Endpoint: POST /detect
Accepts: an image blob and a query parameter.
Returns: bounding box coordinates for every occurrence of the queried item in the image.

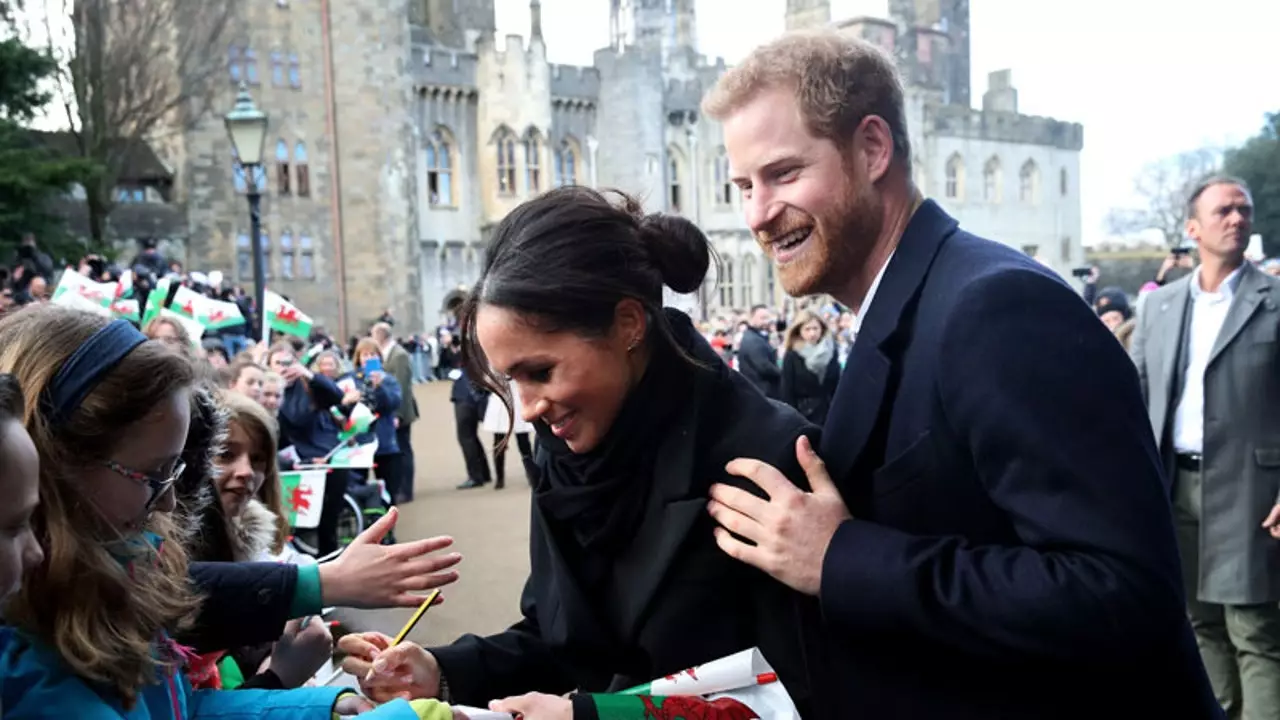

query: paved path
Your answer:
[333,382,532,650]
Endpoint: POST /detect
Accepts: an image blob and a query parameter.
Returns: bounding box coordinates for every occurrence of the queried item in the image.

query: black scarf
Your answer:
[533,309,697,555]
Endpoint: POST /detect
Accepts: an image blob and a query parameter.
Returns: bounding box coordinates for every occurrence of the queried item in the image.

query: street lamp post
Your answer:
[224,84,270,340]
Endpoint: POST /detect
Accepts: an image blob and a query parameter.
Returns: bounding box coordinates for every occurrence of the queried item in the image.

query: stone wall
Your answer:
[593,47,667,211]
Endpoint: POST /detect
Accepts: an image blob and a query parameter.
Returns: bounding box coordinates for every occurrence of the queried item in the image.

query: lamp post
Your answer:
[224,84,269,340]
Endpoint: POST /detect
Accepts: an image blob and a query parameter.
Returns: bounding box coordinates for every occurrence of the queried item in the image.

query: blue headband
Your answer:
[43,319,148,424]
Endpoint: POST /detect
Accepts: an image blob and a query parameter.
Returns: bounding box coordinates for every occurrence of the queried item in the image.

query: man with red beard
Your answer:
[700,30,1220,719]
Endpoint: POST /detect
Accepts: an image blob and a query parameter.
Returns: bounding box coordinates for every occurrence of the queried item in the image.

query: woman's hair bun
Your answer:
[638,212,712,295]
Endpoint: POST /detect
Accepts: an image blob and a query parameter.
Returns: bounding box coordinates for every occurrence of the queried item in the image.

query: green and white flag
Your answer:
[51,269,115,309]
[141,277,172,326]
[332,402,376,443]
[169,285,205,321]
[110,298,140,323]
[280,469,327,529]
[265,289,313,338]
[328,440,378,469]
[200,297,246,331]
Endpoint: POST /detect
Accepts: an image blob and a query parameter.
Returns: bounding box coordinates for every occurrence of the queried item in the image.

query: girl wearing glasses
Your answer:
[0,306,429,719]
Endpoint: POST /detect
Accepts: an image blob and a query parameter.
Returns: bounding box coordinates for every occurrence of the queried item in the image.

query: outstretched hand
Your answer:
[339,632,441,704]
[318,508,462,609]
[708,435,850,596]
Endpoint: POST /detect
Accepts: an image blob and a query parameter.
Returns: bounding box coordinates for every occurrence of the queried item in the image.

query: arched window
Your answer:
[280,231,295,279]
[667,150,682,213]
[1059,167,1069,197]
[261,229,273,279]
[718,256,734,307]
[275,139,291,195]
[228,45,242,83]
[426,128,455,206]
[740,255,757,305]
[554,137,580,187]
[271,52,285,86]
[496,129,517,196]
[288,54,301,89]
[244,48,260,85]
[983,156,1002,203]
[235,233,251,279]
[945,153,965,200]
[1019,160,1040,204]
[299,235,315,279]
[714,148,732,206]
[294,142,310,197]
[524,130,542,194]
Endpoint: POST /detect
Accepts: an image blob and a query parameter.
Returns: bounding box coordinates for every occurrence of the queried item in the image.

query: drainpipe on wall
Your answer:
[320,0,349,339]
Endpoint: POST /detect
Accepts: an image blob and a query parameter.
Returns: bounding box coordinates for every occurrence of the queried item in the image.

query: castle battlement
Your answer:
[592,44,664,77]
[549,64,600,100]
[412,46,479,89]
[929,104,1084,151]
[664,78,705,113]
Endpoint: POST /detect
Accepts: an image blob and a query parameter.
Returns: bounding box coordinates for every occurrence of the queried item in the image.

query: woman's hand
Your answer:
[338,632,441,703]
[266,616,333,688]
[341,389,363,406]
[334,693,376,716]
[281,363,312,384]
[490,693,572,720]
[317,507,461,608]
[368,371,385,387]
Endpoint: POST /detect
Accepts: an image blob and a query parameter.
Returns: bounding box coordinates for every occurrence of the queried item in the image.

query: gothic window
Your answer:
[244,48,260,86]
[271,52,285,86]
[426,128,454,206]
[667,151,682,213]
[496,130,517,196]
[945,153,965,200]
[765,261,775,304]
[1060,235,1073,263]
[740,255,757,305]
[294,142,310,197]
[718,256,734,307]
[524,130,542,194]
[1059,167,1069,197]
[299,235,315,279]
[983,156,1002,203]
[1019,160,1040,204]
[280,231,295,279]
[275,139,290,195]
[554,138,580,187]
[714,149,732,206]
[228,45,242,83]
[288,54,301,89]
[236,233,252,279]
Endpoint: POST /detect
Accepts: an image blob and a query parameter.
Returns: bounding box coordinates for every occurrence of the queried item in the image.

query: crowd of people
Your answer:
[2,26,1276,720]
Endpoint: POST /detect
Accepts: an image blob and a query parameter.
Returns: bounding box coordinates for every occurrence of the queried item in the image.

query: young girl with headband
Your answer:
[0,306,453,720]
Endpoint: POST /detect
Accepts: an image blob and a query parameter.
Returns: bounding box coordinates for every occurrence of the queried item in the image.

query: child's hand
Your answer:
[268,616,333,688]
[490,692,572,720]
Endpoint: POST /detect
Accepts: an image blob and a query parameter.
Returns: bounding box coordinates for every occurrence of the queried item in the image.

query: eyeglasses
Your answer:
[103,459,186,510]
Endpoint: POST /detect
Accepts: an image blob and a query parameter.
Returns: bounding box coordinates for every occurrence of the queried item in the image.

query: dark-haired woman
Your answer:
[339,187,823,719]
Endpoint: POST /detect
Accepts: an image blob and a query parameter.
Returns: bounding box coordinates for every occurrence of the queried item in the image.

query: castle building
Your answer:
[170,0,1083,336]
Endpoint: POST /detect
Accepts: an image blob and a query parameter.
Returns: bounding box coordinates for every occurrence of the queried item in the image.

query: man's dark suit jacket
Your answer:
[810,200,1220,718]
[736,328,781,399]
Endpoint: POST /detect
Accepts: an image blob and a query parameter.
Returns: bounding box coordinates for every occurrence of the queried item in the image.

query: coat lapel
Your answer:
[821,200,955,485]
[1157,280,1190,406]
[1208,263,1269,367]
[610,381,707,640]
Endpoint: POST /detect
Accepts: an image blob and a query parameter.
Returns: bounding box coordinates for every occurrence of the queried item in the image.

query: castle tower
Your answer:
[673,0,696,51]
[415,0,495,50]
[632,0,670,61]
[888,0,970,107]
[476,33,552,224]
[785,0,830,31]
[593,46,666,211]
[530,0,543,40]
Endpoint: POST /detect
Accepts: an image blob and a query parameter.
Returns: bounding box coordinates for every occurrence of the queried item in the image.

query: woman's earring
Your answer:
[627,338,640,353]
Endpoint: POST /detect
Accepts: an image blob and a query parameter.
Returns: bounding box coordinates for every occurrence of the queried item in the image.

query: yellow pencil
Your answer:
[391,589,441,646]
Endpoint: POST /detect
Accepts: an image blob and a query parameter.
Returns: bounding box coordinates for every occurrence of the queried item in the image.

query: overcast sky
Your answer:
[496,0,1280,246]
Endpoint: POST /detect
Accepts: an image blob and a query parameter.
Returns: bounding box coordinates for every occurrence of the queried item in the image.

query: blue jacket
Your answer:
[277,373,346,462]
[0,627,418,719]
[338,370,402,455]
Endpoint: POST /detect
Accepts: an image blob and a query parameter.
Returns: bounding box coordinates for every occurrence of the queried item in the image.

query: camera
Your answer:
[1071,267,1093,279]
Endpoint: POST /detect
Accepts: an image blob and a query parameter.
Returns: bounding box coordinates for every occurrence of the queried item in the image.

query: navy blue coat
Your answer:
[810,201,1220,719]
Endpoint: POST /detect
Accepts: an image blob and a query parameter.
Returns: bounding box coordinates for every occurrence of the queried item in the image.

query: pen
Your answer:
[321,589,442,686]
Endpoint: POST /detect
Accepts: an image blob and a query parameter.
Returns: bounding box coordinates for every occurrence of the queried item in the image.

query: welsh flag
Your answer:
[331,402,376,443]
[141,277,172,326]
[327,440,378,469]
[168,285,205,321]
[280,469,327,529]
[200,297,246,332]
[51,269,115,309]
[265,290,312,339]
[110,298,140,323]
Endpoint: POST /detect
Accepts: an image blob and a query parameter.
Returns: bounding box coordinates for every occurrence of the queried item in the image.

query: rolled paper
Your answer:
[619,648,776,697]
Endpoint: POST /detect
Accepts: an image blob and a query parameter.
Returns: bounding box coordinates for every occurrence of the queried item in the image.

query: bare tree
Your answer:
[1105,148,1222,248]
[30,0,240,251]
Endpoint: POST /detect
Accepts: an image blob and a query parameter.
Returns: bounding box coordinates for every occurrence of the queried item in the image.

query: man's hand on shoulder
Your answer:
[708,436,850,595]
